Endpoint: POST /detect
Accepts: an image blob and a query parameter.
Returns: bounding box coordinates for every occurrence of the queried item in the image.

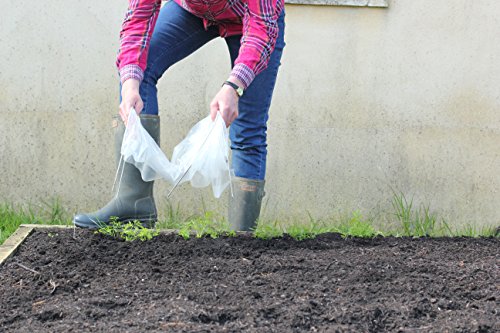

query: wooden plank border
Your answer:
[0,224,76,266]
[17,224,74,230]
[0,225,35,266]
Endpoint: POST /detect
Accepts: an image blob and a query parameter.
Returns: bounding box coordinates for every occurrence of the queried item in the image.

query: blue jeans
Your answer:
[138,1,285,181]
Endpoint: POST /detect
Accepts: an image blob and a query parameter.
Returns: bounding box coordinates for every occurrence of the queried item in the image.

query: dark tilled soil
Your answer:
[0,229,498,332]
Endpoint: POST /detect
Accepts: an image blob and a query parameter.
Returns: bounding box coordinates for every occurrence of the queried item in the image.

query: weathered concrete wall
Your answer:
[1,0,499,228]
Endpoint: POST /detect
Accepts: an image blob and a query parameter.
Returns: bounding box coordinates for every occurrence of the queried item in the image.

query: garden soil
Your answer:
[0,229,498,332]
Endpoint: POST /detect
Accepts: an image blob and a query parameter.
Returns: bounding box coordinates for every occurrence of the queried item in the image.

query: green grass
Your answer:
[0,194,498,245]
[252,211,379,241]
[391,192,450,237]
[0,199,71,245]
[334,211,382,238]
[388,191,499,237]
[155,201,236,239]
[456,224,498,238]
[178,212,235,239]
[254,220,284,239]
[155,200,188,230]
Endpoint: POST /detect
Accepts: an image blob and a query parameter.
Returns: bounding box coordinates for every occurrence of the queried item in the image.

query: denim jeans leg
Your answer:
[124,1,219,115]
[225,12,286,180]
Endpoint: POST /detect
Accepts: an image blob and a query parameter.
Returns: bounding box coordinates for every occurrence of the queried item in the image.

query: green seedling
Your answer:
[178,227,191,240]
[155,200,188,230]
[253,220,284,239]
[285,213,328,240]
[177,212,235,239]
[335,211,380,238]
[285,224,319,240]
[96,218,159,242]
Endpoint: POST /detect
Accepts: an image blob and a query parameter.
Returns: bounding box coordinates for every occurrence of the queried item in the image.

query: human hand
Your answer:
[210,78,243,127]
[119,79,143,125]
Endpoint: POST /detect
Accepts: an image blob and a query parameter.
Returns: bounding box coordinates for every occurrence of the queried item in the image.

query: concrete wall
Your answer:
[1,0,499,229]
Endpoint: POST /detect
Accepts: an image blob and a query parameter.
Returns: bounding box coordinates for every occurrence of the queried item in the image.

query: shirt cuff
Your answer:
[230,63,256,90]
[119,64,144,85]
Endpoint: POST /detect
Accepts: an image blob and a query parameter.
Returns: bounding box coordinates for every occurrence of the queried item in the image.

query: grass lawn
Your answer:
[0,201,71,245]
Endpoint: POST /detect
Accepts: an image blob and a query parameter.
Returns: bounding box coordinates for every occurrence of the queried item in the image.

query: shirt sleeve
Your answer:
[230,0,283,89]
[116,0,162,84]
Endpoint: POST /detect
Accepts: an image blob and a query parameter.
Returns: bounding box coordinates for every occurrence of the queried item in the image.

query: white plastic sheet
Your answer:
[171,113,232,198]
[116,109,231,198]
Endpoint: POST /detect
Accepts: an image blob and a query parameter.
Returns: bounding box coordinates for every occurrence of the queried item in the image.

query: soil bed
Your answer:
[0,229,498,332]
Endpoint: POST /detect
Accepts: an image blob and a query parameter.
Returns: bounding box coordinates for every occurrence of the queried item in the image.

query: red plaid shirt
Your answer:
[117,0,284,89]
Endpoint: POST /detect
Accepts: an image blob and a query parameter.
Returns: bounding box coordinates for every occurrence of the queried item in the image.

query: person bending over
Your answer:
[74,0,285,231]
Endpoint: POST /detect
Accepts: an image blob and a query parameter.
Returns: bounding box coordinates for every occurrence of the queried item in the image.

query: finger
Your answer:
[219,104,232,127]
[119,104,127,125]
[135,99,144,114]
[210,99,219,121]
[122,103,132,126]
[230,107,238,124]
[224,106,238,127]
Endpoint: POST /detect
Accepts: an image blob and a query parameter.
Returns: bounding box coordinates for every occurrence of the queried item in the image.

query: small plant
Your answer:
[286,224,319,240]
[460,224,478,238]
[392,192,415,236]
[178,226,191,240]
[439,219,454,237]
[389,192,479,237]
[391,192,442,237]
[156,200,187,230]
[335,211,380,238]
[414,205,437,236]
[177,212,235,239]
[253,221,284,240]
[285,213,327,240]
[454,224,499,238]
[254,211,380,240]
[96,218,159,242]
[40,198,67,224]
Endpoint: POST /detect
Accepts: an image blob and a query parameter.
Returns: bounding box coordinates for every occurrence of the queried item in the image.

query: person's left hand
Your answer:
[210,78,243,127]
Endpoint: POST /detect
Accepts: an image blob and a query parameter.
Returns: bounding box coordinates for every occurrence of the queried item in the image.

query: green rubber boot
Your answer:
[228,177,265,231]
[74,115,160,229]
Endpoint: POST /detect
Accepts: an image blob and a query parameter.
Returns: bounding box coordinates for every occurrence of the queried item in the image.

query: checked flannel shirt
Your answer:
[117,0,284,89]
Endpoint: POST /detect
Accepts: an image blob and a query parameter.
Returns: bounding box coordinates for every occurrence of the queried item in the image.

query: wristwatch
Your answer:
[223,81,244,97]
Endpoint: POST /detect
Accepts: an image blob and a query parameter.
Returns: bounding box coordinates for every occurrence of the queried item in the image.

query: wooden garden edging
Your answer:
[0,224,73,266]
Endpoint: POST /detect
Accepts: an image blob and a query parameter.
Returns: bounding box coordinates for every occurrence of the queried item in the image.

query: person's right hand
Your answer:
[119,79,143,125]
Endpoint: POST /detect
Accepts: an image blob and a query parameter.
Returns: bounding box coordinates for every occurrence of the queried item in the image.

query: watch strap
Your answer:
[223,81,244,97]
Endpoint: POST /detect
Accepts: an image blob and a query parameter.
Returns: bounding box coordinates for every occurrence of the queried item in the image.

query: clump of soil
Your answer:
[0,229,498,332]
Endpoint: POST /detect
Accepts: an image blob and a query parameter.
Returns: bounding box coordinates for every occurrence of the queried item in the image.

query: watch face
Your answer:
[237,87,244,96]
